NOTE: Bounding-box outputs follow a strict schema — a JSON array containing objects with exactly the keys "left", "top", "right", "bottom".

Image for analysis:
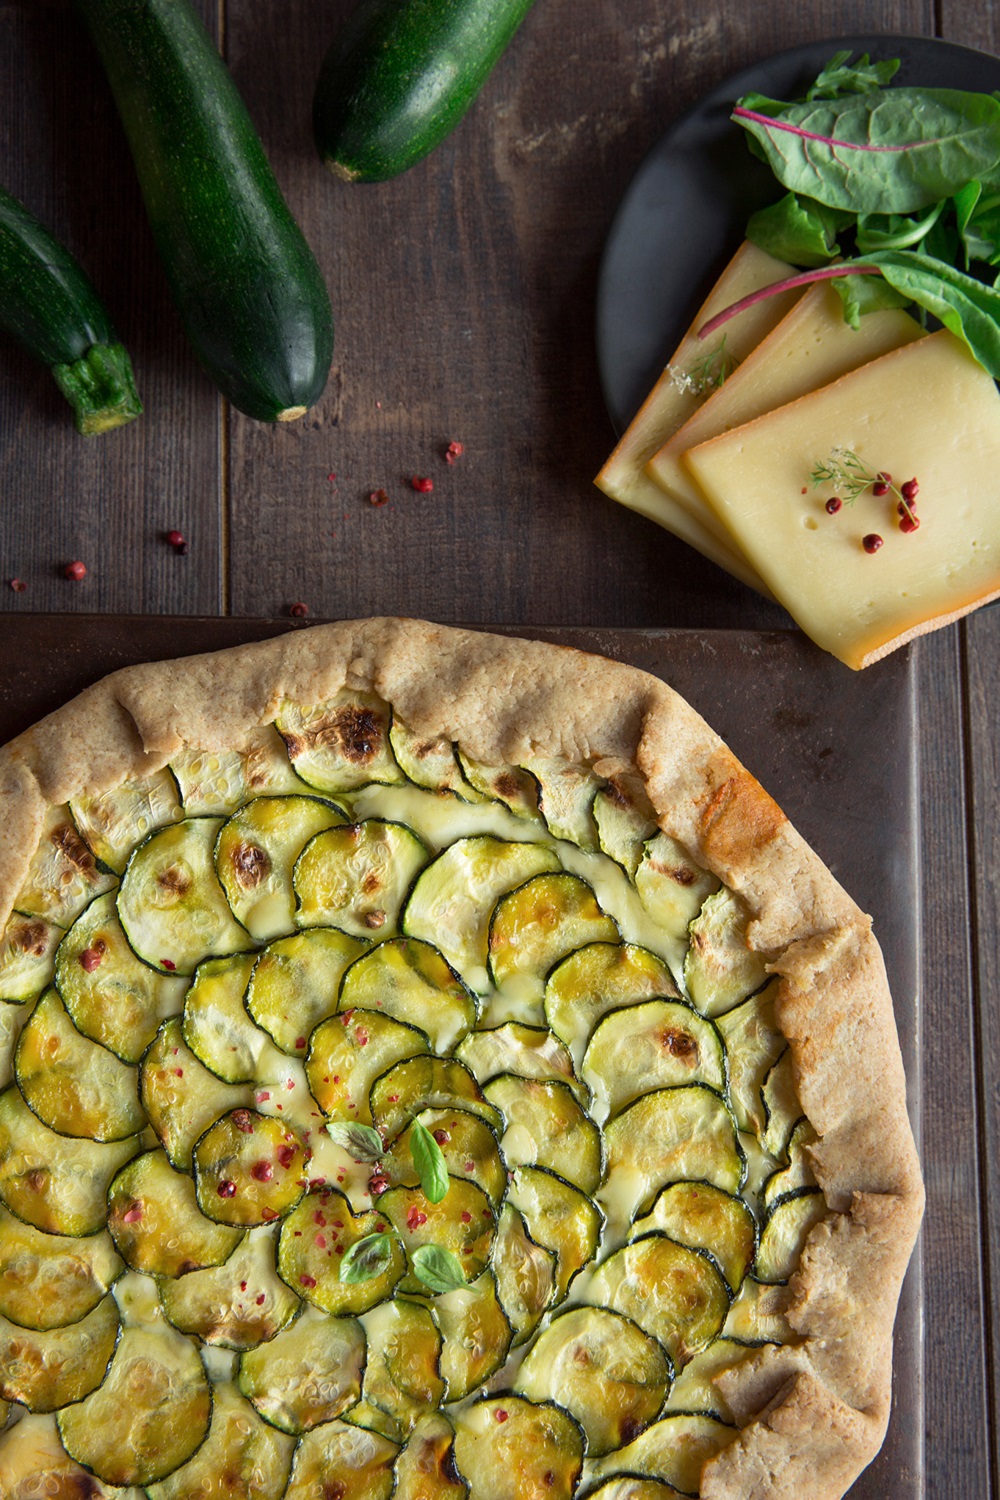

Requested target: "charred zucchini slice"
[
  {"left": 0, "top": 1291, "right": 119, "bottom": 1411},
  {"left": 118, "top": 817, "right": 254, "bottom": 975},
  {"left": 14, "top": 805, "right": 116, "bottom": 929},
  {"left": 665, "top": 1336, "right": 762, "bottom": 1419},
  {"left": 544, "top": 941, "right": 679, "bottom": 1054},
  {"left": 456, "top": 752, "right": 541, "bottom": 819},
  {"left": 306, "top": 1008, "right": 430, "bottom": 1123},
  {"left": 755, "top": 1189, "right": 827, "bottom": 1284},
  {"left": 159, "top": 1224, "right": 300, "bottom": 1349},
  {"left": 294, "top": 820, "right": 429, "bottom": 939},
  {"left": 389, "top": 721, "right": 481, "bottom": 801},
  {"left": 515, "top": 1306, "right": 671, "bottom": 1456},
  {"left": 582, "top": 999, "right": 726, "bottom": 1119},
  {"left": 55, "top": 890, "right": 181, "bottom": 1061},
  {"left": 361, "top": 1296, "right": 444, "bottom": 1431},
  {"left": 216, "top": 793, "right": 347, "bottom": 940},
  {"left": 0, "top": 1205, "right": 122, "bottom": 1330},
  {"left": 141, "top": 1015, "right": 253, "bottom": 1171},
  {"left": 522, "top": 757, "right": 601, "bottom": 847},
  {"left": 339, "top": 937, "right": 477, "bottom": 1052},
  {"left": 247, "top": 927, "right": 367, "bottom": 1056},
  {"left": 369, "top": 1055, "right": 502, "bottom": 1141},
  {"left": 716, "top": 977, "right": 784, "bottom": 1135},
  {"left": 276, "top": 692, "right": 405, "bottom": 795},
  {"left": 58, "top": 1322, "right": 212, "bottom": 1485},
  {"left": 108, "top": 1147, "right": 242, "bottom": 1276},
  {"left": 383, "top": 1107, "right": 507, "bottom": 1206},
  {"left": 194, "top": 1108, "right": 309, "bottom": 1226},
  {"left": 391, "top": 1412, "right": 467, "bottom": 1500},
  {"left": 592, "top": 774, "right": 658, "bottom": 877},
  {"left": 283, "top": 1416, "right": 398, "bottom": 1499},
  {"left": 379, "top": 1178, "right": 495, "bottom": 1293},
  {"left": 761, "top": 1117, "right": 819, "bottom": 1210},
  {"left": 588, "top": 1412, "right": 736, "bottom": 1495},
  {"left": 632, "top": 1181, "right": 756, "bottom": 1297},
  {"left": 456, "top": 1020, "right": 582, "bottom": 1098},
  {"left": 722, "top": 1276, "right": 794, "bottom": 1344},
  {"left": 0, "top": 912, "right": 61, "bottom": 1005},
  {"left": 146, "top": 1379, "right": 296, "bottom": 1500},
  {"left": 483, "top": 1074, "right": 602, "bottom": 1194},
  {"left": 432, "top": 1271, "right": 513, "bottom": 1400},
  {"left": 760, "top": 1048, "right": 803, "bottom": 1160},
  {"left": 238, "top": 1307, "right": 365, "bottom": 1433},
  {"left": 506, "top": 1164, "right": 603, "bottom": 1302},
  {"left": 70, "top": 770, "right": 182, "bottom": 874},
  {"left": 0, "top": 1084, "right": 138, "bottom": 1236},
  {"left": 182, "top": 951, "right": 271, "bottom": 1083},
  {"left": 453, "top": 1396, "right": 584, "bottom": 1500},
  {"left": 683, "top": 889, "right": 768, "bottom": 1016},
  {"left": 15, "top": 986, "right": 144, "bottom": 1141},
  {"left": 584, "top": 1233, "right": 730, "bottom": 1370},
  {"left": 634, "top": 832, "right": 719, "bottom": 944},
  {"left": 402, "top": 836, "right": 560, "bottom": 989},
  {"left": 487, "top": 872, "right": 619, "bottom": 1001},
  {"left": 0, "top": 1413, "right": 126, "bottom": 1499},
  {"left": 277, "top": 1187, "right": 405, "bottom": 1313},
  {"left": 491, "top": 1202, "right": 556, "bottom": 1345},
  {"left": 171, "top": 728, "right": 305, "bottom": 814},
  {"left": 602, "top": 1085, "right": 744, "bottom": 1225}
]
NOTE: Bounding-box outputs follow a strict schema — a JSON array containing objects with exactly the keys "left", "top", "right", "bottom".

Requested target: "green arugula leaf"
[
  {"left": 339, "top": 1232, "right": 397, "bottom": 1284},
  {"left": 733, "top": 88, "right": 1000, "bottom": 213},
  {"left": 746, "top": 192, "right": 848, "bottom": 266},
  {"left": 409, "top": 1119, "right": 450, "bottom": 1204},
  {"left": 410, "top": 1243, "right": 469, "bottom": 1294},
  {"left": 805, "top": 51, "right": 901, "bottom": 101},
  {"left": 325, "top": 1122, "right": 385, "bottom": 1163}
]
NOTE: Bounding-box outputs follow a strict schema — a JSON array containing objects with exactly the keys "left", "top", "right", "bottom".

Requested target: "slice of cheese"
[
  {"left": 595, "top": 241, "right": 802, "bottom": 595},
  {"left": 682, "top": 329, "right": 1000, "bottom": 669},
  {"left": 646, "top": 282, "right": 926, "bottom": 545}
]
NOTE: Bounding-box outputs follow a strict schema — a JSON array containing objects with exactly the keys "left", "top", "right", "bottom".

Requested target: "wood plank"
[{"left": 0, "top": 0, "right": 221, "bottom": 615}]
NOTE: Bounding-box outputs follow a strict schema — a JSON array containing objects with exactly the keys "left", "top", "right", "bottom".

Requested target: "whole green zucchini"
[
  {"left": 75, "top": 0, "right": 333, "bottom": 422},
  {"left": 313, "top": 0, "right": 537, "bottom": 182},
  {"left": 0, "top": 186, "right": 141, "bottom": 434}
]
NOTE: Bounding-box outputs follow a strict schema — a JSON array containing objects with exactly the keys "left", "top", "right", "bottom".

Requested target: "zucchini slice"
[
  {"left": 487, "top": 872, "right": 619, "bottom": 1003},
  {"left": 277, "top": 1187, "right": 405, "bottom": 1314},
  {"left": 344, "top": 1398, "right": 405, "bottom": 1443},
  {"left": 70, "top": 770, "right": 182, "bottom": 874},
  {"left": 582, "top": 999, "right": 726, "bottom": 1119},
  {"left": 762, "top": 1118, "right": 819, "bottom": 1211},
  {"left": 183, "top": 951, "right": 271, "bottom": 1083},
  {"left": 238, "top": 1307, "right": 365, "bottom": 1434},
  {"left": 515, "top": 1306, "right": 672, "bottom": 1457},
  {"left": 283, "top": 1417, "right": 398, "bottom": 1500},
  {"left": 384, "top": 1106, "right": 507, "bottom": 1206},
  {"left": 402, "top": 836, "right": 560, "bottom": 990},
  {"left": 276, "top": 693, "right": 404, "bottom": 795},
  {"left": 146, "top": 1379, "right": 296, "bottom": 1500},
  {"left": 0, "top": 1291, "right": 119, "bottom": 1411},
  {"left": 247, "top": 927, "right": 368, "bottom": 1056},
  {"left": 0, "top": 999, "right": 32, "bottom": 1091},
  {"left": 171, "top": 728, "right": 304, "bottom": 814},
  {"left": 431, "top": 1271, "right": 513, "bottom": 1400},
  {"left": 491, "top": 1202, "right": 556, "bottom": 1346},
  {"left": 216, "top": 794, "right": 347, "bottom": 941},
  {"left": 14, "top": 986, "right": 144, "bottom": 1141},
  {"left": 683, "top": 889, "right": 768, "bottom": 1016},
  {"left": 118, "top": 817, "right": 254, "bottom": 975},
  {"left": 453, "top": 1396, "right": 584, "bottom": 1500},
  {"left": 506, "top": 1164, "right": 603, "bottom": 1302},
  {"left": 369, "top": 1055, "right": 502, "bottom": 1142},
  {"left": 755, "top": 1189, "right": 828, "bottom": 1284},
  {"left": 14, "top": 805, "right": 117, "bottom": 929},
  {"left": 0, "top": 912, "right": 61, "bottom": 1005},
  {"left": 58, "top": 1322, "right": 212, "bottom": 1485},
  {"left": 716, "top": 977, "right": 784, "bottom": 1135},
  {"left": 361, "top": 1297, "right": 445, "bottom": 1431},
  {"left": 378, "top": 1179, "right": 495, "bottom": 1294},
  {"left": 159, "top": 1224, "right": 300, "bottom": 1349},
  {"left": 0, "top": 1083, "right": 138, "bottom": 1236},
  {"left": 456, "top": 751, "right": 541, "bottom": 819},
  {"left": 584, "top": 1233, "right": 730, "bottom": 1370},
  {"left": 194, "top": 1108, "right": 309, "bottom": 1227},
  {"left": 0, "top": 1412, "right": 125, "bottom": 1500},
  {"left": 391, "top": 1412, "right": 467, "bottom": 1500},
  {"left": 587, "top": 1412, "right": 736, "bottom": 1495},
  {"left": 0, "top": 1205, "right": 122, "bottom": 1331},
  {"left": 584, "top": 1481, "right": 686, "bottom": 1500},
  {"left": 339, "top": 937, "right": 477, "bottom": 1052},
  {"left": 456, "top": 1020, "right": 582, "bottom": 1098},
  {"left": 141, "top": 1015, "right": 253, "bottom": 1172},
  {"left": 760, "top": 1048, "right": 803, "bottom": 1161},
  {"left": 294, "top": 820, "right": 429, "bottom": 940},
  {"left": 722, "top": 1275, "right": 794, "bottom": 1345},
  {"left": 602, "top": 1085, "right": 744, "bottom": 1225},
  {"left": 665, "top": 1336, "right": 762, "bottom": 1419},
  {"left": 544, "top": 941, "right": 679, "bottom": 1055},
  {"left": 634, "top": 831, "right": 719, "bottom": 945},
  {"left": 389, "top": 721, "right": 481, "bottom": 801},
  {"left": 483, "top": 1074, "right": 603, "bottom": 1194},
  {"left": 522, "top": 757, "right": 601, "bottom": 848},
  {"left": 55, "top": 890, "right": 181, "bottom": 1062},
  {"left": 108, "top": 1147, "right": 242, "bottom": 1276},
  {"left": 632, "top": 1181, "right": 757, "bottom": 1297},
  {"left": 306, "top": 1008, "right": 430, "bottom": 1124},
  {"left": 592, "top": 775, "right": 658, "bottom": 878}
]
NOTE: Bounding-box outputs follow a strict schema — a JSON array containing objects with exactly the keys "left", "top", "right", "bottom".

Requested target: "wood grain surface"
[{"left": 0, "top": 1, "right": 996, "bottom": 1495}]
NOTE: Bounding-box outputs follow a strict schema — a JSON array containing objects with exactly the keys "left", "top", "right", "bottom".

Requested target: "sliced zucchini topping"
[
  {"left": 585, "top": 1231, "right": 731, "bottom": 1370},
  {"left": 0, "top": 1291, "right": 119, "bottom": 1411},
  {"left": 487, "top": 872, "right": 619, "bottom": 1003},
  {"left": 582, "top": 999, "right": 726, "bottom": 1118},
  {"left": 453, "top": 1396, "right": 584, "bottom": 1500},
  {"left": 70, "top": 769, "right": 182, "bottom": 874},
  {"left": 0, "top": 1412, "right": 126, "bottom": 1500},
  {"left": 0, "top": 911, "right": 61, "bottom": 1005},
  {"left": 276, "top": 692, "right": 405, "bottom": 795},
  {"left": 141, "top": 1016, "right": 254, "bottom": 1172},
  {"left": 683, "top": 888, "right": 768, "bottom": 1016},
  {"left": 194, "top": 1109, "right": 309, "bottom": 1226},
  {"left": 0, "top": 999, "right": 29, "bottom": 1091},
  {"left": 379, "top": 1179, "right": 495, "bottom": 1293},
  {"left": 369, "top": 1055, "right": 502, "bottom": 1142},
  {"left": 491, "top": 1202, "right": 556, "bottom": 1345},
  {"left": 602, "top": 1085, "right": 745, "bottom": 1226},
  {"left": 665, "top": 1335, "right": 762, "bottom": 1419},
  {"left": 0, "top": 1205, "right": 122, "bottom": 1330},
  {"left": 584, "top": 1481, "right": 686, "bottom": 1500},
  {"left": 760, "top": 1048, "right": 803, "bottom": 1160},
  {"left": 522, "top": 756, "right": 601, "bottom": 848},
  {"left": 339, "top": 937, "right": 477, "bottom": 1052},
  {"left": 183, "top": 950, "right": 270, "bottom": 1083},
  {"left": 456, "top": 751, "right": 541, "bottom": 819},
  {"left": 15, "top": 805, "right": 116, "bottom": 929},
  {"left": 15, "top": 986, "right": 144, "bottom": 1141},
  {"left": 634, "top": 831, "right": 720, "bottom": 943},
  {"left": 506, "top": 1165, "right": 603, "bottom": 1302},
  {"left": 389, "top": 720, "right": 479, "bottom": 801},
  {"left": 384, "top": 1107, "right": 507, "bottom": 1207},
  {"left": 755, "top": 1188, "right": 828, "bottom": 1284},
  {"left": 306, "top": 1008, "right": 430, "bottom": 1123},
  {"left": 544, "top": 941, "right": 679, "bottom": 1054},
  {"left": 108, "top": 1147, "right": 242, "bottom": 1276},
  {"left": 145, "top": 1379, "right": 296, "bottom": 1500},
  {"left": 456, "top": 1019, "right": 581, "bottom": 1096},
  {"left": 159, "top": 1224, "right": 300, "bottom": 1349},
  {"left": 238, "top": 1307, "right": 365, "bottom": 1433},
  {"left": 716, "top": 976, "right": 784, "bottom": 1134},
  {"left": 391, "top": 1411, "right": 467, "bottom": 1500},
  {"left": 216, "top": 793, "right": 347, "bottom": 940},
  {"left": 283, "top": 1416, "right": 398, "bottom": 1500},
  {"left": 171, "top": 727, "right": 306, "bottom": 813},
  {"left": 432, "top": 1271, "right": 513, "bottom": 1400},
  {"left": 361, "top": 1297, "right": 444, "bottom": 1431},
  {"left": 277, "top": 1186, "right": 405, "bottom": 1313},
  {"left": 294, "top": 819, "right": 429, "bottom": 938},
  {"left": 483, "top": 1073, "right": 602, "bottom": 1193},
  {"left": 762, "top": 1117, "right": 819, "bottom": 1210},
  {"left": 247, "top": 926, "right": 367, "bottom": 1055},
  {"left": 592, "top": 774, "right": 658, "bottom": 878},
  {"left": 632, "top": 1181, "right": 757, "bottom": 1297},
  {"left": 587, "top": 1412, "right": 736, "bottom": 1495}
]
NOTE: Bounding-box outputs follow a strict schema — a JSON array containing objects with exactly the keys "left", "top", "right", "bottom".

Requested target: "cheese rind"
[
  {"left": 683, "top": 330, "right": 1000, "bottom": 669},
  {"left": 645, "top": 283, "right": 925, "bottom": 545}
]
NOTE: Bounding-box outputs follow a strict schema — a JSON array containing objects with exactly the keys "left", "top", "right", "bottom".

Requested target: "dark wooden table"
[{"left": 0, "top": 2, "right": 997, "bottom": 1495}]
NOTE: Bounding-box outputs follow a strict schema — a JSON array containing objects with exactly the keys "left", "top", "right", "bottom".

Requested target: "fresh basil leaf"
[
  {"left": 733, "top": 88, "right": 1000, "bottom": 213},
  {"left": 410, "top": 1244, "right": 469, "bottom": 1294},
  {"left": 805, "top": 51, "right": 901, "bottom": 101},
  {"left": 409, "top": 1119, "right": 449, "bottom": 1204},
  {"left": 858, "top": 249, "right": 1000, "bottom": 375},
  {"left": 746, "top": 192, "right": 846, "bottom": 266},
  {"left": 831, "top": 272, "right": 912, "bottom": 328},
  {"left": 339, "top": 1232, "right": 396, "bottom": 1283},
  {"left": 325, "top": 1122, "right": 385, "bottom": 1163}
]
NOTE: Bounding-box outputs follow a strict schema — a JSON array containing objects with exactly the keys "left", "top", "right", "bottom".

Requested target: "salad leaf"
[
  {"left": 805, "top": 51, "right": 901, "bottom": 100},
  {"left": 853, "top": 200, "right": 947, "bottom": 253},
  {"left": 955, "top": 180, "right": 1000, "bottom": 265},
  {"left": 410, "top": 1244, "right": 469, "bottom": 1294},
  {"left": 746, "top": 192, "right": 847, "bottom": 266},
  {"left": 864, "top": 248, "right": 1000, "bottom": 374},
  {"left": 831, "top": 272, "right": 911, "bottom": 328}
]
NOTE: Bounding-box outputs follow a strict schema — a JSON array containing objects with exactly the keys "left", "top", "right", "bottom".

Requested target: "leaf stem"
[
  {"left": 732, "top": 105, "right": 932, "bottom": 154},
  {"left": 697, "top": 264, "right": 882, "bottom": 339}
]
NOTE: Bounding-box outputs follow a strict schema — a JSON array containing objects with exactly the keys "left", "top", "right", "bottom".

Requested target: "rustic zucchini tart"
[{"left": 0, "top": 619, "right": 922, "bottom": 1500}]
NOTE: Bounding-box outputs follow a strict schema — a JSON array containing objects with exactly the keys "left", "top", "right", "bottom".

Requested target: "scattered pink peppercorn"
[
  {"left": 495, "top": 1409, "right": 509, "bottom": 1423},
  {"left": 122, "top": 1203, "right": 143, "bottom": 1224},
  {"left": 299, "top": 1274, "right": 317, "bottom": 1289},
  {"left": 871, "top": 471, "right": 892, "bottom": 497},
  {"left": 276, "top": 1144, "right": 297, "bottom": 1169},
  {"left": 217, "top": 1180, "right": 237, "bottom": 1198},
  {"left": 63, "top": 561, "right": 87, "bottom": 581},
  {"left": 250, "top": 1161, "right": 273, "bottom": 1182},
  {"left": 901, "top": 477, "right": 919, "bottom": 503},
  {"left": 899, "top": 514, "right": 921, "bottom": 534},
  {"left": 289, "top": 602, "right": 309, "bottom": 619},
  {"left": 445, "top": 441, "right": 464, "bottom": 464},
  {"left": 410, "top": 476, "right": 434, "bottom": 493},
  {"left": 165, "top": 530, "right": 187, "bottom": 555},
  {"left": 9, "top": 579, "right": 26, "bottom": 593},
  {"left": 232, "top": 1110, "right": 255, "bottom": 1135},
  {"left": 79, "top": 944, "right": 105, "bottom": 972},
  {"left": 161, "top": 959, "right": 176, "bottom": 972},
  {"left": 825, "top": 496, "right": 842, "bottom": 515},
  {"left": 863, "top": 534, "right": 884, "bottom": 554},
  {"left": 369, "top": 488, "right": 390, "bottom": 507}
]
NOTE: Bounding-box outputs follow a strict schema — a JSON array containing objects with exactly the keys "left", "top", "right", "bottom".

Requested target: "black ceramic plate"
[{"left": 597, "top": 34, "right": 1000, "bottom": 434}]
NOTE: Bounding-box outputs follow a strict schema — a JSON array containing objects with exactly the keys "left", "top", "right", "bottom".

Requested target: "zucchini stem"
[{"left": 51, "top": 342, "right": 143, "bottom": 435}]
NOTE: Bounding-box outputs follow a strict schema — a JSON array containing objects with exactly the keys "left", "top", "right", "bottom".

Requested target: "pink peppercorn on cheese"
[{"left": 682, "top": 329, "right": 1000, "bottom": 668}]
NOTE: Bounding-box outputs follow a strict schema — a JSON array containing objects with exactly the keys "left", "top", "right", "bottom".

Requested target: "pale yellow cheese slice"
[
  {"left": 595, "top": 241, "right": 802, "bottom": 594},
  {"left": 646, "top": 282, "right": 925, "bottom": 545},
  {"left": 682, "top": 329, "right": 1000, "bottom": 669}
]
